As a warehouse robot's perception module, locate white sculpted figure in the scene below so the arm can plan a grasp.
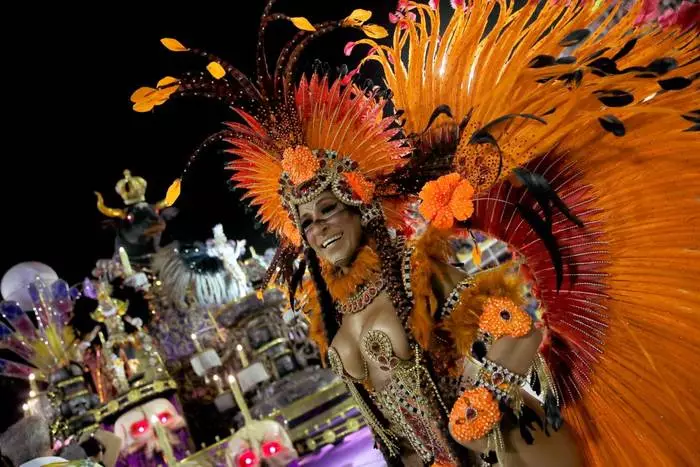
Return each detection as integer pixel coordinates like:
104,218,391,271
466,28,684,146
208,224,251,299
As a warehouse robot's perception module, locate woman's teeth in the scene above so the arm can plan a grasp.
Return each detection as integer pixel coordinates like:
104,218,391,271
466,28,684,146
322,233,343,248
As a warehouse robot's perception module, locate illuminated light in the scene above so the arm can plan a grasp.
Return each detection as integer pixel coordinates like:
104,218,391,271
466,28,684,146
22,403,29,411
158,411,172,424
237,450,257,467
262,440,283,457
236,344,243,351
29,390,36,398
28,373,36,381
130,419,151,437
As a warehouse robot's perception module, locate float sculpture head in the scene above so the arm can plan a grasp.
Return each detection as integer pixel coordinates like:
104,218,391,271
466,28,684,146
95,170,180,266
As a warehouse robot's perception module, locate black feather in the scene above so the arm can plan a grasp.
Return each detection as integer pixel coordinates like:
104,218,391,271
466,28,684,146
646,57,677,75
529,55,557,68
559,29,590,47
288,259,307,311
584,48,610,61
684,124,700,132
556,56,577,65
515,202,564,290
594,89,634,107
659,76,691,91
469,129,499,146
681,110,700,123
423,104,453,133
612,38,637,61
512,167,584,228
519,405,544,444
588,57,619,76
544,393,563,434
530,370,542,395
598,115,625,136
619,66,649,74
557,69,583,87
634,72,660,78
458,108,474,135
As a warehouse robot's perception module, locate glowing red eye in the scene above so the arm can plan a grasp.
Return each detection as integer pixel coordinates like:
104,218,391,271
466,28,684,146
129,419,150,437
157,411,172,424
237,449,257,467
262,440,283,457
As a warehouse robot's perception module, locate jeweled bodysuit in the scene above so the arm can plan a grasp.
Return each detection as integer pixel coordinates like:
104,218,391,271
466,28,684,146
323,237,466,465
329,329,458,464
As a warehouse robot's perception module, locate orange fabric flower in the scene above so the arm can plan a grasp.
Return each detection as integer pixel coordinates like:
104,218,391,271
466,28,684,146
479,297,532,339
343,172,375,204
449,387,501,442
282,146,319,185
418,173,475,229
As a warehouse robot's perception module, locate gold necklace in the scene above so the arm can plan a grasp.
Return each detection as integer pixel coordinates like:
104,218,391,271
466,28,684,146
337,275,385,315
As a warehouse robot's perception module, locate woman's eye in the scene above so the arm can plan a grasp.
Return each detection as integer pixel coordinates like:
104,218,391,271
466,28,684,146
301,219,312,230
321,203,337,214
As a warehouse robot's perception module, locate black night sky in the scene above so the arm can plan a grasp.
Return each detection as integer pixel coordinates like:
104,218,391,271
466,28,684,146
0,0,393,285
0,0,394,430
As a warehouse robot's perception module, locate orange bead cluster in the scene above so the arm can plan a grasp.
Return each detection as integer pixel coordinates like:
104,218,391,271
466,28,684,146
479,297,532,339
282,145,320,185
449,387,501,442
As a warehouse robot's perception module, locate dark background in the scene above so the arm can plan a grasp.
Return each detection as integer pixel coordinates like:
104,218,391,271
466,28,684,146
0,0,393,431
0,0,393,285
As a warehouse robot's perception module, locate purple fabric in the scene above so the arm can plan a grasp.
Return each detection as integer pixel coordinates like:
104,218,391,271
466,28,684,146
112,428,190,467
299,427,386,467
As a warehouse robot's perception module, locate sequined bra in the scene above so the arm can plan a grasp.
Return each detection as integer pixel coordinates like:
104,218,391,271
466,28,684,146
329,330,457,464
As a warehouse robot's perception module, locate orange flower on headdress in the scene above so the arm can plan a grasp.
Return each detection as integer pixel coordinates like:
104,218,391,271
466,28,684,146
418,173,475,229
282,146,320,185
343,172,375,204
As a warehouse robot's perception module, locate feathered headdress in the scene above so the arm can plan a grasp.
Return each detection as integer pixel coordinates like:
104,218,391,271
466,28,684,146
132,7,412,249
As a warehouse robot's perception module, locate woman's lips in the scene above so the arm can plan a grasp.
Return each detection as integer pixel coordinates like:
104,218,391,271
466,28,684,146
322,232,343,249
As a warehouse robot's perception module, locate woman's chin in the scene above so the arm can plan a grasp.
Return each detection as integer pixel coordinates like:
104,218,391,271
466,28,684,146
331,255,352,268
326,249,354,268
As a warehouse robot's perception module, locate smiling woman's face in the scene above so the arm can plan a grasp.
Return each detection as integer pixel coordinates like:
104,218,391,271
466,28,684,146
298,191,362,268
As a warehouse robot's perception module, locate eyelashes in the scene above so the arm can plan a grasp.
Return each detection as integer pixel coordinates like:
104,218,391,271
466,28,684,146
301,202,341,232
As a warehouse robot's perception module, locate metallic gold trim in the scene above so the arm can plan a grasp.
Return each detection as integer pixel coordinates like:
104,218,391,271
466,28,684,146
253,337,287,356
56,376,86,388
266,379,347,422
291,397,357,440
